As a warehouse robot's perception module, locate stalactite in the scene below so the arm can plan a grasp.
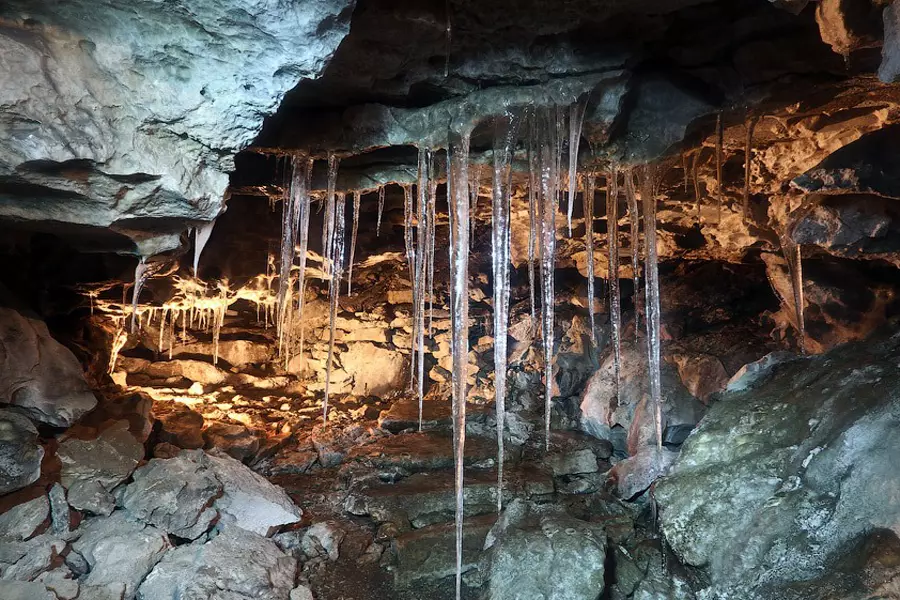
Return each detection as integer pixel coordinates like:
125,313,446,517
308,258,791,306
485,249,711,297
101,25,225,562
415,147,431,430
376,186,386,237
583,175,596,344
715,112,724,224
639,167,663,453
566,99,587,237
193,220,216,276
624,170,642,335
323,192,347,423
783,235,806,354
527,117,539,335
131,258,150,333
743,116,758,218
348,190,361,295
607,169,621,399
692,149,702,226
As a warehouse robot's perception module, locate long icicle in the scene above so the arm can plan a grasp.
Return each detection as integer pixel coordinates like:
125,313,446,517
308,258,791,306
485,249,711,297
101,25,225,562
403,184,417,390
692,149,703,226
566,99,587,237
376,186,386,237
783,235,806,354
448,126,472,600
193,220,216,276
639,168,663,453
323,153,340,278
415,147,431,430
427,170,438,335
323,192,347,423
540,107,561,451
348,190,361,295
624,170,642,335
527,118,539,334
607,169,621,399
131,258,150,333
294,156,313,363
470,165,481,247
743,115,758,218
583,175,596,344
491,110,520,511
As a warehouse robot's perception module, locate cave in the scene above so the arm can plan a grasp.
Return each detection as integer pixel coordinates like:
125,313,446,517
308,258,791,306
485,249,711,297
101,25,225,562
2,0,900,598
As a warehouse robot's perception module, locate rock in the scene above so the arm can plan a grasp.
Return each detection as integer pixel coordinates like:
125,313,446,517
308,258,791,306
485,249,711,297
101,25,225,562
58,421,144,501
71,512,170,600
483,501,607,600
290,584,315,600
0,409,44,495
67,480,116,516
144,359,228,385
378,395,491,434
341,342,407,397
120,450,221,540
206,450,303,536
608,446,678,500
35,567,80,600
579,342,705,456
301,522,345,561
0,582,57,600
655,332,900,597
154,404,205,449
203,421,259,461
0,0,353,253
137,526,297,600
670,353,729,403
546,448,599,477
47,483,70,535
0,307,97,427
725,351,797,392
880,2,900,83
172,339,272,367
0,533,68,581
0,495,49,541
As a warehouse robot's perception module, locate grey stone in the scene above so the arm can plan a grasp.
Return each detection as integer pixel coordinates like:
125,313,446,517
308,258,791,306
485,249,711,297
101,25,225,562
880,2,900,83
394,514,496,587
34,566,80,600
0,409,43,495
58,421,143,497
300,522,345,561
609,446,678,500
546,448,599,477
67,480,116,516
0,307,96,427
0,533,67,581
47,483,69,535
656,333,900,597
137,526,297,600
120,450,221,540
484,501,607,600
290,584,315,600
0,581,56,600
0,495,49,541
71,512,169,600
725,351,796,392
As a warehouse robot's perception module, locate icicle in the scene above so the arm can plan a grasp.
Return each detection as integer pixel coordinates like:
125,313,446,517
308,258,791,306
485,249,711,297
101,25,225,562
639,168,663,452
323,192,347,423
415,147,431,430
427,172,438,336
606,170,621,399
444,0,452,78
293,156,314,364
491,110,520,511
715,112,724,224
447,126,472,600
743,116,758,218
348,190,361,295
527,118,539,334
583,175,596,344
566,99,587,237
131,258,149,333
323,152,340,278
193,220,215,276
403,183,417,390
539,107,561,451
692,149,702,226
624,170,642,335
682,152,690,195
783,236,806,354
376,186,386,237
469,165,481,246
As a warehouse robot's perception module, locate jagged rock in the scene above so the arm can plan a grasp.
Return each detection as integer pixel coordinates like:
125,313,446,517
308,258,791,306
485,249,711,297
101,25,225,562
340,342,407,396
546,448,599,477
0,495,49,541
880,2,900,83
154,403,205,449
206,449,303,536
670,353,729,403
47,483,69,535
300,522,345,561
58,421,143,504
0,307,96,427
608,446,679,500
120,450,221,540
144,359,228,385
67,480,116,517
71,512,170,600
579,342,705,456
203,421,260,461
725,351,797,392
394,515,496,587
291,584,315,600
0,410,43,495
0,533,67,582
483,500,607,600
0,581,57,600
656,332,900,597
137,526,297,600
35,567,80,600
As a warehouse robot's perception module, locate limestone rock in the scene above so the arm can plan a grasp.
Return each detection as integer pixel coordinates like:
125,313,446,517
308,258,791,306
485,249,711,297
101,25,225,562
172,339,272,367
341,342,407,397
0,409,44,495
0,495,49,541
0,581,57,600
58,420,144,499
144,359,228,385
300,522,345,561
656,332,900,596
0,307,96,427
154,404,205,449
71,512,170,600
203,421,260,461
0,533,67,582
137,526,297,600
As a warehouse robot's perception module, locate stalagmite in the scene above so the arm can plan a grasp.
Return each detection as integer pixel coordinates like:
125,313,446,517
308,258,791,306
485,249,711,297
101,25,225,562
624,170,642,334
583,175,597,343
447,126,472,600
539,107,562,451
491,110,520,510
348,190,361,295
323,192,347,423
607,169,621,398
566,99,587,237
193,220,216,276
376,186,385,237
639,168,663,452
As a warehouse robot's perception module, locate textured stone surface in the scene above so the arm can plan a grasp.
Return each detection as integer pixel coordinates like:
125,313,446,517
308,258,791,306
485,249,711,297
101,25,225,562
656,331,900,597
0,307,96,427
0,495,49,541
58,420,143,496
0,409,43,495
0,0,354,254
137,525,297,600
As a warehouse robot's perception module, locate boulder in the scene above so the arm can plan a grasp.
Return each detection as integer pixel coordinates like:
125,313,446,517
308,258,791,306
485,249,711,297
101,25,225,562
656,332,900,597
0,581,57,600
608,446,678,500
0,495,50,541
0,533,67,582
172,339,272,367
0,307,96,427
300,522,345,561
0,409,44,495
483,500,607,600
137,526,297,600
670,353,729,403
203,421,260,461
57,421,144,508
579,342,705,455
71,512,170,600
154,403,205,449
341,342,408,397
